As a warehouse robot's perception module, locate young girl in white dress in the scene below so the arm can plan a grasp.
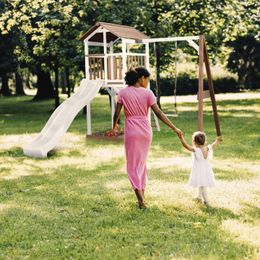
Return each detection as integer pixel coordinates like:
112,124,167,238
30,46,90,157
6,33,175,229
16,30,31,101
179,131,222,206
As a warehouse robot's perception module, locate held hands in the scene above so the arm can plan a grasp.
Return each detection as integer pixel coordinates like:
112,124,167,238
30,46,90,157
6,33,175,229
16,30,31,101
216,136,223,143
105,125,119,137
174,128,183,138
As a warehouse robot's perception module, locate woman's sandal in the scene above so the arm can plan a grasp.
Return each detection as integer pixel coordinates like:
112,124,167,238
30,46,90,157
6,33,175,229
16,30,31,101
138,201,147,209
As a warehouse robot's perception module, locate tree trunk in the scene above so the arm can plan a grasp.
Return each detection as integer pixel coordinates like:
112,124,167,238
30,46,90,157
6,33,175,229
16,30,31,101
34,67,55,100
25,71,33,89
71,75,75,93
61,69,67,94
15,71,25,96
54,64,60,108
0,74,12,96
66,67,71,98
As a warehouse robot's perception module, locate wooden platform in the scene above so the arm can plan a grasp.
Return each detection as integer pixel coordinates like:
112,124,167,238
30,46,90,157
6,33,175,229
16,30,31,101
86,131,124,141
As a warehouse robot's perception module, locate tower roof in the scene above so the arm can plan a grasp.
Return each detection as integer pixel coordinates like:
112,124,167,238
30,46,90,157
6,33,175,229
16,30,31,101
80,22,149,42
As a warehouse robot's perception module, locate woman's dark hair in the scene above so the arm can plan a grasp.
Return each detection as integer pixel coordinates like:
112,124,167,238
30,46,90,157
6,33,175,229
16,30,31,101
124,67,150,86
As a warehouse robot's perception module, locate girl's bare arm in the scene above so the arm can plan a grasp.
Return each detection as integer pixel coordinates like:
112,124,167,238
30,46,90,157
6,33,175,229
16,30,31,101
179,134,195,152
211,136,222,149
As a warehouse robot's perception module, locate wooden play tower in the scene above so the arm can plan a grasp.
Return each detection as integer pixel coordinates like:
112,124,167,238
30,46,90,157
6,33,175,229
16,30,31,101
80,22,221,136
80,22,151,135
80,22,150,87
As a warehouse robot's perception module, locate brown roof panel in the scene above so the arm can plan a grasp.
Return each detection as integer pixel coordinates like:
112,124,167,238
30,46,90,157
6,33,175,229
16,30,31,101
80,22,149,42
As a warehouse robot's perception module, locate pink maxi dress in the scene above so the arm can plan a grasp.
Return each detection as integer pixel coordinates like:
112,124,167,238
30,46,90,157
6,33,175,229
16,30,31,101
117,86,156,190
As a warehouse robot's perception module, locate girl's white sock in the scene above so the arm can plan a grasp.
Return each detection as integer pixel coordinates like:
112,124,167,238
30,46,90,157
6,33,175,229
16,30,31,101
201,186,209,203
198,187,203,199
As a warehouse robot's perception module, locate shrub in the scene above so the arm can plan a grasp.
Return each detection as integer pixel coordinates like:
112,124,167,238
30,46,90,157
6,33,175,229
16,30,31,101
150,73,239,96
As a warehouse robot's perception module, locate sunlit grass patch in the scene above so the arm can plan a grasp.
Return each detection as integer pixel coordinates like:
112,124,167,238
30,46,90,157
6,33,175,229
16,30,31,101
221,219,260,248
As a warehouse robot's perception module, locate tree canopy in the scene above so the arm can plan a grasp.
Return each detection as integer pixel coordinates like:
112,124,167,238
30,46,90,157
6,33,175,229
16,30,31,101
0,0,259,98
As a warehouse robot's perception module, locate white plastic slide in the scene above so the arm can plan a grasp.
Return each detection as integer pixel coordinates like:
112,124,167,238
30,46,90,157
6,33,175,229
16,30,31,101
23,79,103,158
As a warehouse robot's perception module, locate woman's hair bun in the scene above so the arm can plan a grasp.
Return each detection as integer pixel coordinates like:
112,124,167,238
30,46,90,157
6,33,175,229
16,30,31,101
124,69,139,85
124,67,150,86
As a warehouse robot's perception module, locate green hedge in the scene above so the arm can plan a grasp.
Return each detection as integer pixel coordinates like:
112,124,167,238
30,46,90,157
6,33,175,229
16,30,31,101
100,74,239,96
150,74,239,96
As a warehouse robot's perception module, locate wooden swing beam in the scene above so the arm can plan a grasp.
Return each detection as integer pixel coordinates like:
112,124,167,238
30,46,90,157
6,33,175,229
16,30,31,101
197,35,221,136
142,35,221,136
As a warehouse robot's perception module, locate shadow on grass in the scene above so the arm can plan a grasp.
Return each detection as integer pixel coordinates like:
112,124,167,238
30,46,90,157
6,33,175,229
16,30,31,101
0,147,24,158
200,205,239,220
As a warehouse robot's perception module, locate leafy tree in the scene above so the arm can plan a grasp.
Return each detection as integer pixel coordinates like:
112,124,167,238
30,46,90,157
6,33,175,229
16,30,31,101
0,33,15,96
226,1,259,89
0,0,92,103
227,35,260,89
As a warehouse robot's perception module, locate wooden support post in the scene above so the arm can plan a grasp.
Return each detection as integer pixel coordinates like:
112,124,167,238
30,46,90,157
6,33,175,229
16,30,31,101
129,56,132,69
145,42,149,71
198,35,204,132
110,89,115,129
99,58,103,79
84,39,92,135
103,30,108,82
122,39,127,81
93,58,96,79
119,56,123,79
110,43,114,80
84,40,89,80
203,41,221,136
113,57,117,79
89,59,91,80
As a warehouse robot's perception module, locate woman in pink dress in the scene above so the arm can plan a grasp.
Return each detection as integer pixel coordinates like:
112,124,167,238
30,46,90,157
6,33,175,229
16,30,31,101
110,67,182,209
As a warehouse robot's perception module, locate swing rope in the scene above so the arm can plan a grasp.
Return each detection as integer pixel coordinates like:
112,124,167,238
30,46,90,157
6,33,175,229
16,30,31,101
153,41,178,117
173,41,178,115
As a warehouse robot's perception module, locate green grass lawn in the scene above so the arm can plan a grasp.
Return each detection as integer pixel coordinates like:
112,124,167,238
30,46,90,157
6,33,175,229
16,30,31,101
0,92,259,259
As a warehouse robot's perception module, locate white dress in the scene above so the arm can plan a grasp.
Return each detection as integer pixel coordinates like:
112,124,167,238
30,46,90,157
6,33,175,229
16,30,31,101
188,145,215,187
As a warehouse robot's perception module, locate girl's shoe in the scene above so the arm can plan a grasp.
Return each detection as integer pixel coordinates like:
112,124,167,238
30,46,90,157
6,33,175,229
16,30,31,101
204,201,210,207
192,197,202,203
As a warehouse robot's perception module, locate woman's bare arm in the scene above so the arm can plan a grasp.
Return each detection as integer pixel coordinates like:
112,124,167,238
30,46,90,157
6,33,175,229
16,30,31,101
113,102,123,130
151,103,182,136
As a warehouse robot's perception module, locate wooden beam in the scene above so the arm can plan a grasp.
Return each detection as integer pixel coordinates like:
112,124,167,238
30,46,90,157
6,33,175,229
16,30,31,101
203,41,221,136
84,40,89,80
141,36,200,44
187,39,199,54
198,35,204,132
145,42,149,71
110,44,114,80
122,39,127,81
197,90,210,100
87,42,105,46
